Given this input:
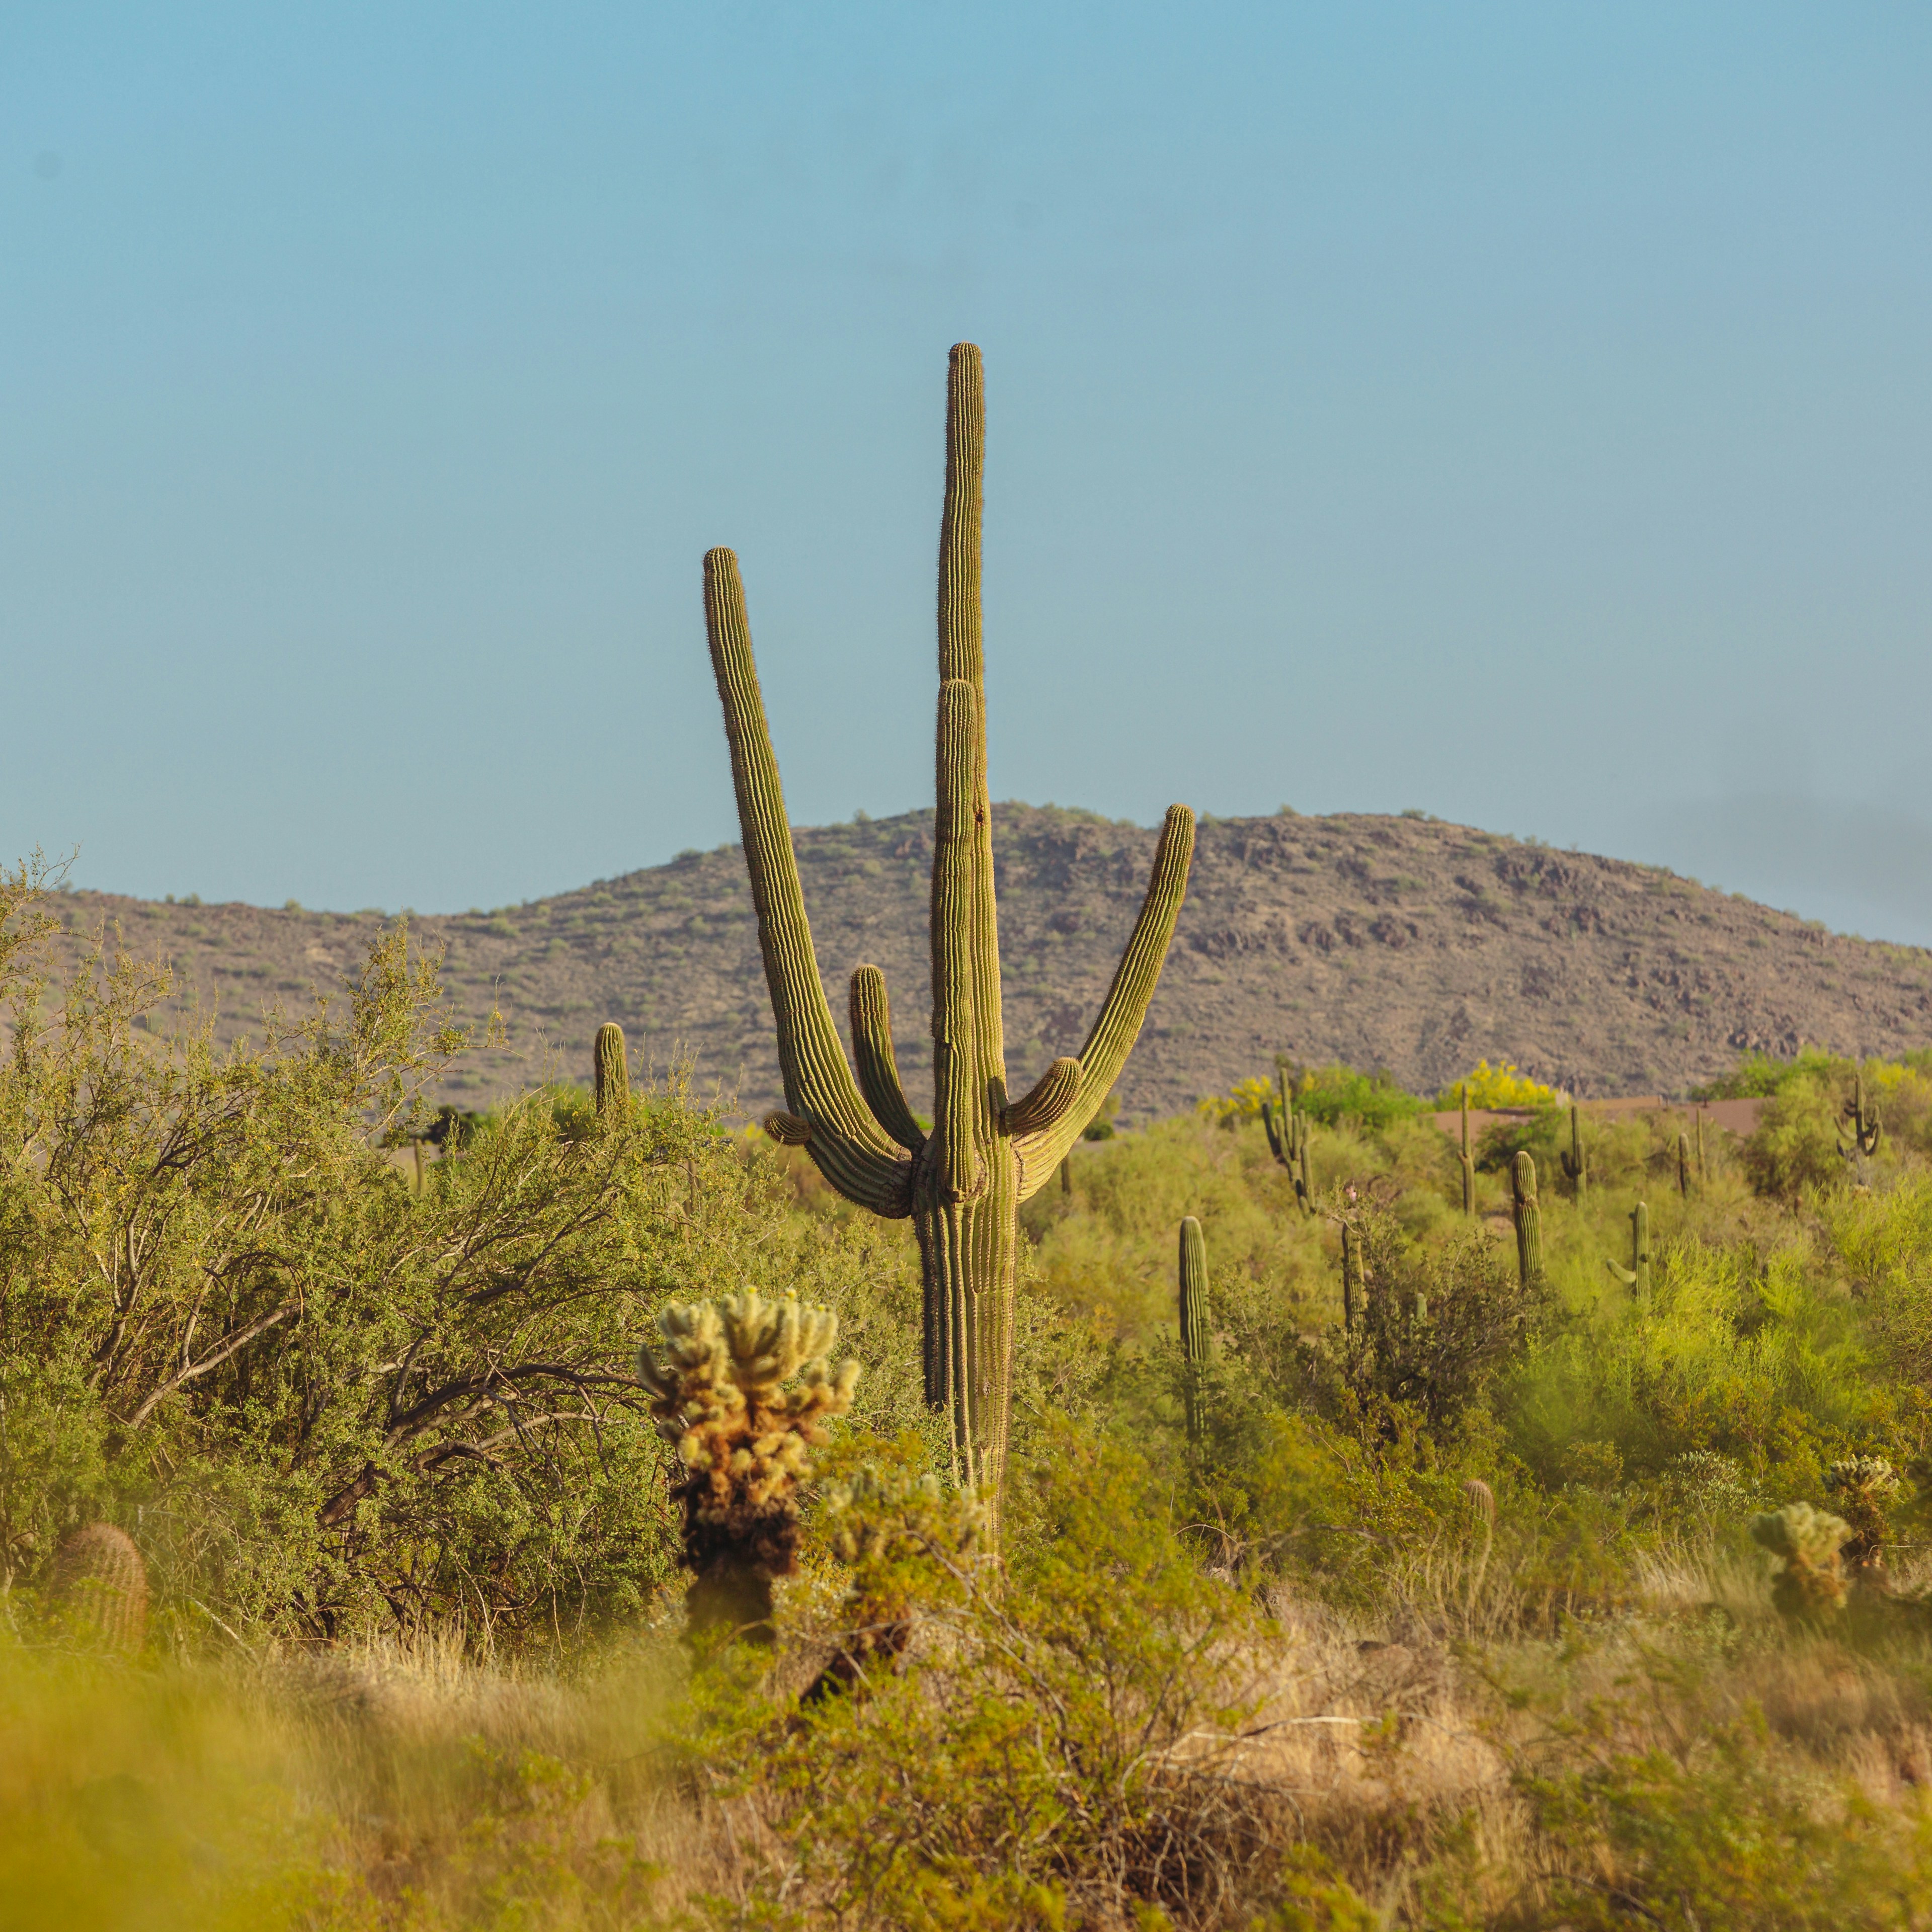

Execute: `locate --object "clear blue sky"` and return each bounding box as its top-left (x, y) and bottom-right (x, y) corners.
top-left (7, 4), bottom-right (1930, 941)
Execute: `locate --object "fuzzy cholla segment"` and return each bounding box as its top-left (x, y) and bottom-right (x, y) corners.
top-left (637, 1292), bottom-right (859, 1518)
top-left (1752, 1501), bottom-right (1852, 1617)
top-left (1825, 1455), bottom-right (1902, 1570)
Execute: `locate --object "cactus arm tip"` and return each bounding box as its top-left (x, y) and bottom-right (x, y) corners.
top-left (1017, 802), bottom-right (1195, 1193)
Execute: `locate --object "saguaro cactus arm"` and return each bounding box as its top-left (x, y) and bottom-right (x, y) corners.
top-left (847, 967), bottom-right (926, 1154)
top-left (1015, 803), bottom-right (1197, 1193)
top-left (1006, 1057), bottom-right (1082, 1136)
top-left (704, 548), bottom-right (913, 1217)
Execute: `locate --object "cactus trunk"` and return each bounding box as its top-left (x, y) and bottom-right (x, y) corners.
top-left (1340, 1221), bottom-right (1360, 1334)
top-left (703, 345), bottom-right (1195, 1526)
top-left (1459, 1083), bottom-right (1476, 1216)
top-left (595, 1021), bottom-right (629, 1121)
top-left (1606, 1200), bottom-right (1651, 1309)
top-left (1178, 1216), bottom-right (1211, 1443)
top-left (1511, 1150), bottom-right (1543, 1289)
top-left (1677, 1129), bottom-right (1691, 1197)
top-left (1560, 1102), bottom-right (1587, 1196)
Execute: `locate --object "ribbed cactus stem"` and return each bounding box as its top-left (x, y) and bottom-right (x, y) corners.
top-left (50, 1524), bottom-right (148, 1653)
top-left (1605, 1200), bottom-right (1651, 1309)
top-left (702, 345), bottom-right (1196, 1528)
top-left (1459, 1083), bottom-right (1476, 1216)
top-left (594, 1021), bottom-right (629, 1121)
top-left (1560, 1102), bottom-right (1587, 1196)
top-left (1340, 1221), bottom-right (1359, 1334)
top-left (1178, 1216), bottom-right (1212, 1443)
top-left (1839, 1069), bottom-right (1881, 1160)
top-left (1511, 1151), bottom-right (1543, 1289)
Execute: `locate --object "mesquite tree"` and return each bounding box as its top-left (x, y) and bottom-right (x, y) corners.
top-left (702, 343), bottom-right (1195, 1512)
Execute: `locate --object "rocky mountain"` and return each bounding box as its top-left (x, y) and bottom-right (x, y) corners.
top-left (49, 806), bottom-right (1932, 1121)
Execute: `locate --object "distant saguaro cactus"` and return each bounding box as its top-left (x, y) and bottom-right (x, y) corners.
top-left (702, 346), bottom-right (1195, 1520)
top-left (1262, 1060), bottom-right (1313, 1214)
top-left (1339, 1221), bottom-right (1360, 1335)
top-left (1677, 1129), bottom-right (1692, 1198)
top-left (1695, 1108), bottom-right (1707, 1182)
top-left (594, 1022), bottom-right (629, 1122)
top-left (1559, 1103), bottom-right (1587, 1197)
top-left (1178, 1216), bottom-right (1212, 1443)
top-left (1605, 1200), bottom-right (1651, 1309)
top-left (1510, 1151), bottom-right (1543, 1290)
top-left (1839, 1069), bottom-right (1881, 1161)
top-left (1458, 1084), bottom-right (1476, 1217)
top-left (637, 1291), bottom-right (859, 1642)
top-left (49, 1524), bottom-right (147, 1653)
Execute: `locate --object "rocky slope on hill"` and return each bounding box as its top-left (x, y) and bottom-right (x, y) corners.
top-left (50, 807), bottom-right (1932, 1121)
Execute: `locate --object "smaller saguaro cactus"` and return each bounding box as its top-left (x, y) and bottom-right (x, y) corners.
top-left (1510, 1151), bottom-right (1543, 1290)
top-left (1677, 1129), bottom-right (1692, 1198)
top-left (1458, 1084), bottom-right (1476, 1217)
top-left (637, 1291), bottom-right (860, 1643)
top-left (1178, 1216), bottom-right (1212, 1442)
top-left (1839, 1069), bottom-right (1881, 1161)
top-left (1824, 1455), bottom-right (1902, 1573)
top-left (49, 1524), bottom-right (148, 1653)
top-left (1339, 1221), bottom-right (1360, 1335)
top-left (1695, 1108), bottom-right (1707, 1182)
top-left (1261, 1061), bottom-right (1313, 1214)
top-left (1559, 1103), bottom-right (1587, 1197)
top-left (1604, 1200), bottom-right (1651, 1309)
top-left (1751, 1501), bottom-right (1852, 1619)
top-left (594, 1022), bottom-right (629, 1122)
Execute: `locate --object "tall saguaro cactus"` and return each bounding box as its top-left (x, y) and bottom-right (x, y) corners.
top-left (1606, 1200), bottom-right (1651, 1309)
top-left (702, 345), bottom-right (1196, 1514)
top-left (1458, 1084), bottom-right (1476, 1216)
top-left (1178, 1216), bottom-right (1212, 1443)
top-left (1262, 1059), bottom-right (1312, 1213)
top-left (1839, 1070), bottom-right (1881, 1161)
top-left (1560, 1103), bottom-right (1587, 1197)
top-left (1510, 1151), bottom-right (1543, 1289)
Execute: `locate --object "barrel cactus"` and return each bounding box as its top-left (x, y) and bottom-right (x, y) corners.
top-left (637, 1291), bottom-right (860, 1642)
top-left (49, 1524), bottom-right (148, 1653)
top-left (702, 345), bottom-right (1194, 1528)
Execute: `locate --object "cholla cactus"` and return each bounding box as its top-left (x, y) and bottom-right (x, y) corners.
top-left (1824, 1455), bottom-right (1902, 1571)
top-left (49, 1524), bottom-right (148, 1653)
top-left (637, 1291), bottom-right (860, 1641)
top-left (811, 1464), bottom-right (984, 1699)
top-left (1751, 1501), bottom-right (1852, 1619)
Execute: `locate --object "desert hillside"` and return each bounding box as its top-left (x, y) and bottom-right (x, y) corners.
top-left (53, 806), bottom-right (1932, 1119)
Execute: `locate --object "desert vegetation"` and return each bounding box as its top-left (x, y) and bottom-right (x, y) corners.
top-left (16, 846), bottom-right (1932, 1926)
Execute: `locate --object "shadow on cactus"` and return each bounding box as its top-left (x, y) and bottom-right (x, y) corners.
top-left (637, 1291), bottom-right (859, 1645)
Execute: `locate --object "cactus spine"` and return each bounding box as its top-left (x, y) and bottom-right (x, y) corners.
top-left (49, 1524), bottom-right (148, 1653)
top-left (1459, 1083), bottom-right (1476, 1216)
top-left (1178, 1216), bottom-right (1211, 1443)
top-left (702, 346), bottom-right (1195, 1522)
top-left (1559, 1103), bottom-right (1587, 1197)
top-left (1839, 1069), bottom-right (1881, 1160)
top-left (1262, 1060), bottom-right (1313, 1213)
top-left (1605, 1200), bottom-right (1651, 1308)
top-left (594, 1021), bottom-right (629, 1122)
top-left (1510, 1151), bottom-right (1543, 1289)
